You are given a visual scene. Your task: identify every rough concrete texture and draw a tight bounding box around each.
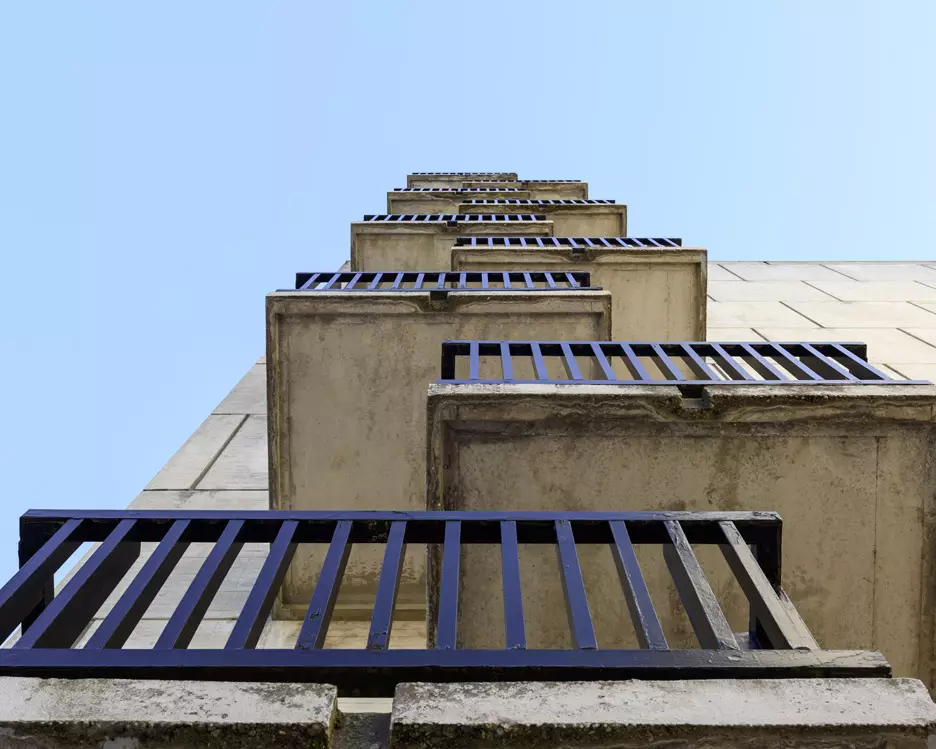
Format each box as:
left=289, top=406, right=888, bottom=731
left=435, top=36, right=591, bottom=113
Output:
left=390, top=679, right=936, bottom=749
left=406, top=173, right=517, bottom=189
left=0, top=678, right=336, bottom=749
left=387, top=190, right=531, bottom=214
left=350, top=220, right=553, bottom=272
left=267, top=291, right=611, bottom=615
left=425, top=383, right=936, bottom=688
left=462, top=180, right=589, bottom=199
left=454, top=245, right=707, bottom=340
left=459, top=201, right=627, bottom=237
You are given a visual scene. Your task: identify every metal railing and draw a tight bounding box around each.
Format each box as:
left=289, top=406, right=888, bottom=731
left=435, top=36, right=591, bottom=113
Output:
left=455, top=236, right=682, bottom=248
left=439, top=340, right=925, bottom=389
left=0, top=510, right=887, bottom=695
left=463, top=199, right=615, bottom=205
left=292, top=271, right=596, bottom=292
left=362, top=214, right=547, bottom=222
left=410, top=172, right=517, bottom=176
left=468, top=179, right=583, bottom=183
left=392, top=187, right=522, bottom=192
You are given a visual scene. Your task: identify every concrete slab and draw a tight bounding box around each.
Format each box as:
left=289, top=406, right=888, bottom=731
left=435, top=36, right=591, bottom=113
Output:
left=706, top=327, right=766, bottom=341
left=903, top=328, right=936, bottom=349
left=130, top=489, right=268, bottom=510
left=784, top=301, right=936, bottom=328
left=390, top=679, right=936, bottom=749
left=213, top=364, right=267, bottom=415
left=806, top=281, right=936, bottom=302
left=707, top=301, right=815, bottom=327
left=0, top=678, right=336, bottom=749
left=388, top=189, right=531, bottom=214
left=407, top=173, right=517, bottom=189
left=753, top=327, right=936, bottom=364
left=717, top=263, right=850, bottom=282
left=886, top=363, right=936, bottom=382
left=706, top=264, right=744, bottom=281
left=708, top=280, right=834, bottom=302
left=823, top=263, right=936, bottom=282
left=145, top=414, right=246, bottom=491
left=463, top=180, right=588, bottom=199
left=196, top=415, right=268, bottom=490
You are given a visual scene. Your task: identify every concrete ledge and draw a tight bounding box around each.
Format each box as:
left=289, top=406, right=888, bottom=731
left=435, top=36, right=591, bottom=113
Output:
left=0, top=678, right=336, bottom=749
left=391, top=679, right=936, bottom=749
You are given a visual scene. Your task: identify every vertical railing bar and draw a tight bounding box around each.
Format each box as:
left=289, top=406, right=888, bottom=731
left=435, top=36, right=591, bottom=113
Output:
left=367, top=273, right=383, bottom=290
left=769, top=343, right=821, bottom=381
left=322, top=273, right=342, bottom=290
left=663, top=520, right=739, bottom=650
left=620, top=343, right=652, bottom=382
left=739, top=343, right=787, bottom=381
left=298, top=273, right=321, bottom=291
left=560, top=342, right=583, bottom=381
left=225, top=520, right=299, bottom=650
left=500, top=342, right=514, bottom=381
left=481, top=272, right=490, bottom=290
left=500, top=520, right=526, bottom=650
left=590, top=342, right=617, bottom=381
left=680, top=343, right=720, bottom=381
left=469, top=341, right=480, bottom=381
left=545, top=272, right=558, bottom=289
left=15, top=519, right=140, bottom=650
left=650, top=343, right=686, bottom=381
left=531, top=342, right=548, bottom=380
left=436, top=272, right=447, bottom=289
left=436, top=521, right=461, bottom=650
left=827, top=343, right=890, bottom=381
left=502, top=272, right=512, bottom=289
left=344, top=272, right=362, bottom=290
left=391, top=272, right=405, bottom=290
left=554, top=520, right=597, bottom=649
left=565, top=272, right=579, bottom=288
left=523, top=272, right=534, bottom=289
left=414, top=272, right=425, bottom=291
left=801, top=343, right=858, bottom=381
left=711, top=343, right=755, bottom=381
left=296, top=520, right=353, bottom=650
left=85, top=519, right=190, bottom=649
left=153, top=519, right=244, bottom=649
left=609, top=521, right=668, bottom=650
left=366, top=521, right=407, bottom=650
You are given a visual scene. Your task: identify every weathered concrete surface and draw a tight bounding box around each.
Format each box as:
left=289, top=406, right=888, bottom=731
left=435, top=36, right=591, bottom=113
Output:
left=351, top=219, right=553, bottom=272
left=406, top=173, right=517, bottom=189
left=145, top=415, right=246, bottom=491
left=0, top=678, right=336, bottom=749
left=425, top=383, right=936, bottom=688
left=390, top=679, right=936, bottom=749
left=387, top=190, right=530, bottom=214
left=459, top=201, right=627, bottom=236
left=454, top=244, right=707, bottom=340
left=463, top=180, right=588, bottom=199
left=267, top=291, right=611, bottom=617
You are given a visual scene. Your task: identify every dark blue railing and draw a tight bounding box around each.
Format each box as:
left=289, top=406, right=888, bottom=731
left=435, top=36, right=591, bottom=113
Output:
left=361, top=214, right=547, bottom=222
left=454, top=236, right=682, bottom=248
left=291, top=271, right=596, bottom=292
left=462, top=199, right=615, bottom=205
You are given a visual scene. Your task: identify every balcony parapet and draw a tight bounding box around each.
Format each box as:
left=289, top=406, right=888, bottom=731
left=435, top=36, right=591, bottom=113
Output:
left=460, top=199, right=627, bottom=236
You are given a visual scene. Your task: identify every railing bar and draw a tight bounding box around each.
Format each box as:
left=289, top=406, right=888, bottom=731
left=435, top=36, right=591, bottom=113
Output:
left=545, top=272, right=558, bottom=289
left=367, top=273, right=383, bottom=290
left=502, top=272, right=512, bottom=289
left=650, top=343, right=686, bottom=381
left=391, top=272, right=405, bottom=290
left=565, top=272, right=579, bottom=288
left=226, top=520, right=299, bottom=650
left=436, top=521, right=461, bottom=650
left=663, top=520, right=738, bottom=650
left=15, top=519, right=139, bottom=650
left=802, top=343, right=859, bottom=381
left=523, top=272, right=534, bottom=289
left=85, top=519, right=190, bottom=649
left=609, top=521, right=668, bottom=650
left=436, top=272, right=447, bottom=289
left=469, top=341, right=480, bottom=381
left=590, top=343, right=617, bottom=381
left=481, top=272, right=489, bottom=290
left=0, top=518, right=84, bottom=644
left=500, top=342, right=514, bottom=381
left=717, top=521, right=816, bottom=650
left=296, top=521, right=353, bottom=650
left=619, top=343, right=651, bottom=382
left=154, top=519, right=244, bottom=649
left=711, top=344, right=754, bottom=381
left=828, top=343, right=890, bottom=380
left=322, top=273, right=342, bottom=290
left=298, top=273, right=321, bottom=291
left=554, top=520, right=597, bottom=649
left=500, top=521, right=526, bottom=650
left=680, top=344, right=720, bottom=381
left=769, top=343, right=822, bottom=381
left=560, top=342, right=584, bottom=381
left=740, top=344, right=787, bottom=381
left=531, top=342, right=548, bottom=380
left=414, top=272, right=425, bottom=291
left=367, top=521, right=407, bottom=650
left=344, top=272, right=362, bottom=290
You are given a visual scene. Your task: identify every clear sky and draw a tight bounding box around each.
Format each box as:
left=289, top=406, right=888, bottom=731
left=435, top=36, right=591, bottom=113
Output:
left=0, top=1, right=934, bottom=580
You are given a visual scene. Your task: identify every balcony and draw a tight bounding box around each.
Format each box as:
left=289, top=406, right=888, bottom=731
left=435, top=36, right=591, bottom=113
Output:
left=460, top=198, right=627, bottom=236
left=266, top=276, right=610, bottom=616
left=406, top=172, right=518, bottom=188
left=388, top=187, right=531, bottom=213
left=463, top=179, right=589, bottom=199
left=426, top=340, right=936, bottom=686
left=453, top=236, right=706, bottom=340
left=351, top=214, right=552, bottom=271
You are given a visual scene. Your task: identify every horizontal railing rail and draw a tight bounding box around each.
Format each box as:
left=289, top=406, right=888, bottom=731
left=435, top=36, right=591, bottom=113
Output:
left=463, top=199, right=615, bottom=205
left=392, top=187, right=522, bottom=192
left=439, top=340, right=927, bottom=390
left=455, top=236, right=683, bottom=248
left=361, top=214, right=547, bottom=222
left=410, top=172, right=517, bottom=177
left=291, top=271, right=596, bottom=292
left=0, top=509, right=887, bottom=694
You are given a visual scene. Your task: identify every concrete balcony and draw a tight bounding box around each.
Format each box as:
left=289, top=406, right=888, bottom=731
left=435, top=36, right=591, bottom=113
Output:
left=463, top=178, right=589, bottom=199
left=406, top=172, right=517, bottom=188
left=460, top=199, right=627, bottom=236
left=453, top=237, right=706, bottom=340
left=425, top=341, right=936, bottom=688
left=387, top=187, right=531, bottom=214
left=266, top=280, right=611, bottom=617
left=351, top=214, right=552, bottom=271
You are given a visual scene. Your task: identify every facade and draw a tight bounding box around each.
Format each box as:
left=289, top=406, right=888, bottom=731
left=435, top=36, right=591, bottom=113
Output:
left=3, top=172, right=936, bottom=746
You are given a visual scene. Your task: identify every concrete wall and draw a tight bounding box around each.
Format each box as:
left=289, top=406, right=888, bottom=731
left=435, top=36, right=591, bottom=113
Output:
left=267, top=291, right=612, bottom=617
left=387, top=190, right=531, bottom=214
left=351, top=221, right=553, bottom=271
left=425, top=383, right=936, bottom=689
left=406, top=173, right=518, bottom=188
left=453, top=246, right=707, bottom=340
left=463, top=180, right=589, bottom=199
left=459, top=203, right=627, bottom=237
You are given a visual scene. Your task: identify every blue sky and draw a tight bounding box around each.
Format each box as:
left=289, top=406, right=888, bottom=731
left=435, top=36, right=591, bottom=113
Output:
left=0, top=1, right=934, bottom=579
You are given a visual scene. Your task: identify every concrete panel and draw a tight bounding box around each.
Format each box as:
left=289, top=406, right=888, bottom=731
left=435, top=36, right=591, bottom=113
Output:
left=708, top=301, right=816, bottom=327
left=145, top=414, right=246, bottom=491
left=0, top=678, right=336, bottom=749
left=391, top=679, right=936, bottom=749
left=708, top=281, right=834, bottom=302
left=463, top=180, right=589, bottom=199
left=453, top=246, right=706, bottom=341
left=130, top=489, right=268, bottom=510
left=785, top=301, right=936, bottom=328
left=755, top=327, right=936, bottom=366
left=707, top=264, right=744, bottom=281
left=425, top=383, right=936, bottom=687
left=459, top=202, right=627, bottom=237
left=407, top=173, right=517, bottom=189
left=807, top=280, right=936, bottom=302
left=267, top=291, right=611, bottom=616
left=351, top=219, right=552, bottom=272
left=387, top=190, right=530, bottom=214
left=213, top=364, right=267, bottom=415
left=719, top=263, right=851, bottom=282
left=196, top=415, right=268, bottom=490
left=823, top=263, right=936, bottom=282
left=706, top=327, right=765, bottom=341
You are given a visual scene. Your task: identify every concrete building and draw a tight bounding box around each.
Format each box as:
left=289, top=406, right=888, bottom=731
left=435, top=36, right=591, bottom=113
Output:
left=3, top=172, right=936, bottom=746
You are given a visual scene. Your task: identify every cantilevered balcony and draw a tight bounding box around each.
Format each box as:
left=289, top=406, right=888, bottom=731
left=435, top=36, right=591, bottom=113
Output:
left=463, top=179, right=588, bottom=199
left=406, top=172, right=518, bottom=188
left=460, top=199, right=627, bottom=236
left=388, top=187, right=530, bottom=213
